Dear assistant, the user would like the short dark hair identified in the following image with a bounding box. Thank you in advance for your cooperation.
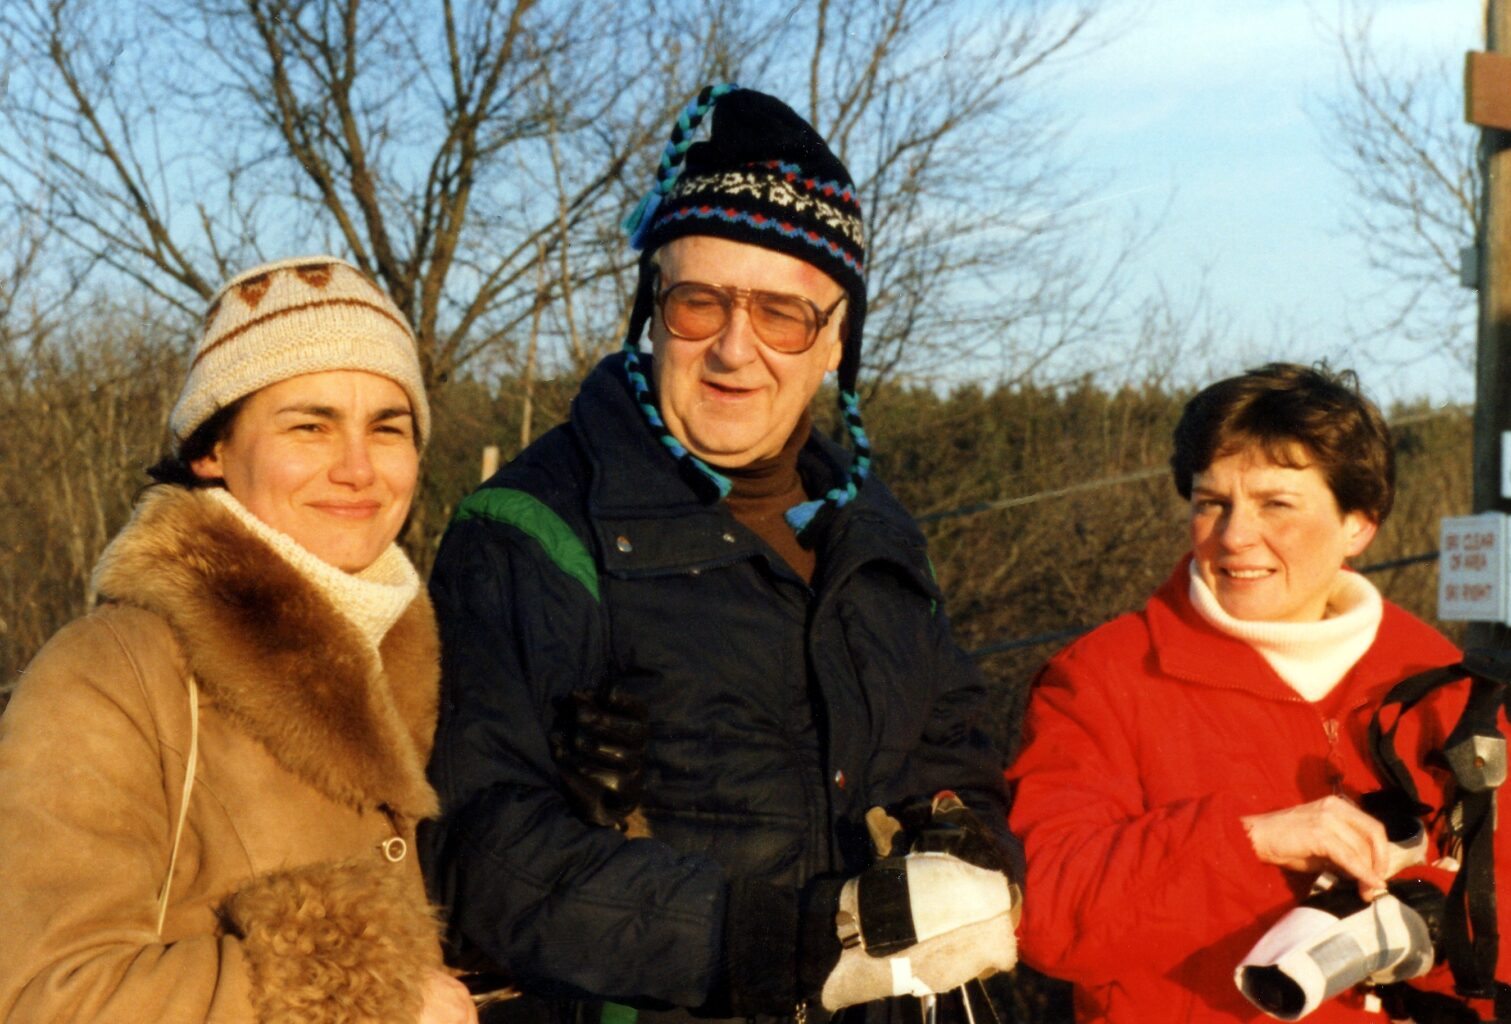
[1170,362,1394,523]
[144,397,247,489]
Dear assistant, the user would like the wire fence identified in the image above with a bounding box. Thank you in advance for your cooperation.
[918,407,1467,528]
[917,467,1169,526]
[967,550,1442,660]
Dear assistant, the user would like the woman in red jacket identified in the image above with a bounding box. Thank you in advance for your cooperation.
[1008,363,1492,1022]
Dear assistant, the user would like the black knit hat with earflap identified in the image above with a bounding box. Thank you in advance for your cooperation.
[620,84,870,541]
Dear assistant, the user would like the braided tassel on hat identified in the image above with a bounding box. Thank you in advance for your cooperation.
[619,258,732,500]
[619,82,739,501]
[785,385,871,533]
[623,84,738,252]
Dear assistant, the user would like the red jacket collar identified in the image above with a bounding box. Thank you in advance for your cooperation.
[1145,556,1297,701]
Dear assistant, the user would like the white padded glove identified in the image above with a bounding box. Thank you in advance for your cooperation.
[820,851,1019,1011]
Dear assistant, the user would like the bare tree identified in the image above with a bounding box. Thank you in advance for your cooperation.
[0,0,1131,595]
[743,0,1115,390]
[0,0,714,386]
[2,0,1116,391]
[1316,1,1480,366]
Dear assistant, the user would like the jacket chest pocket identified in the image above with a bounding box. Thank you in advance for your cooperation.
[606,569,806,695]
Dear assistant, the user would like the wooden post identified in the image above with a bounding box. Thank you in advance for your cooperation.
[1467,51,1511,131]
[1468,0,1511,647]
[521,240,545,454]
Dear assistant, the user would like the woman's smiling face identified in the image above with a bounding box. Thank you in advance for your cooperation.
[191,370,418,572]
[1189,444,1377,622]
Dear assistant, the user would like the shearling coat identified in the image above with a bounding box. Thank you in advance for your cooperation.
[0,486,445,1023]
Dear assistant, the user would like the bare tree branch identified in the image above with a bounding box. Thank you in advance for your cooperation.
[1316,0,1479,365]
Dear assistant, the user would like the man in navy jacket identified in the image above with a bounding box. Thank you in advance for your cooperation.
[424,85,1020,1024]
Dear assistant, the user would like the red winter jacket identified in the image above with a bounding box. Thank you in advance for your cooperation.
[1007,558,1495,1023]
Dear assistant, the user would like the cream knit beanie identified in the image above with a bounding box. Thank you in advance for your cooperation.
[170,255,430,446]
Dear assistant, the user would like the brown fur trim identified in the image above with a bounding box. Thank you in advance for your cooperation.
[92,487,438,817]
[223,858,441,1024]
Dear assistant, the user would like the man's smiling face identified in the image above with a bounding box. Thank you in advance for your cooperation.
[649,235,845,468]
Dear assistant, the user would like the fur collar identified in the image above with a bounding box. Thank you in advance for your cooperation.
[92,486,439,820]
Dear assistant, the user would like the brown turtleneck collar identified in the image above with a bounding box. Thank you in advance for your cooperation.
[722,410,816,583]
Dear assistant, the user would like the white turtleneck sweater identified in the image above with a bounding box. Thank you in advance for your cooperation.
[207,487,420,651]
[1187,560,1383,702]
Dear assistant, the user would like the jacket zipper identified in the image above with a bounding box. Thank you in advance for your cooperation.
[1323,689,1377,797]
[1322,717,1342,794]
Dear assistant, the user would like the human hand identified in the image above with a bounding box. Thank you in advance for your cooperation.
[900,791,1022,881]
[1242,795,1391,898]
[821,912,1015,1010]
[417,970,479,1024]
[821,852,1017,1010]
[549,688,648,829]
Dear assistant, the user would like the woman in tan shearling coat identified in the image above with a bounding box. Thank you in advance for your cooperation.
[0,256,477,1024]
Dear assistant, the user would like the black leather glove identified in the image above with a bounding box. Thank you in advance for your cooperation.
[900,791,1022,880]
[548,688,648,828]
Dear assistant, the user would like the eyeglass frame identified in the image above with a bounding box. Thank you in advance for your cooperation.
[652,276,847,354]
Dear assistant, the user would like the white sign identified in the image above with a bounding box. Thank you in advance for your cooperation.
[1439,513,1510,623]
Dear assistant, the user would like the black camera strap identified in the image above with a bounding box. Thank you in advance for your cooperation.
[1370,658,1509,1003]
[1443,672,1508,999]
[1370,665,1467,808]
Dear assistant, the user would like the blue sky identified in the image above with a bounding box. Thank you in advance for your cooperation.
[1049,0,1480,404]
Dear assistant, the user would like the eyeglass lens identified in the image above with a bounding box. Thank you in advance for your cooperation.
[662,283,820,352]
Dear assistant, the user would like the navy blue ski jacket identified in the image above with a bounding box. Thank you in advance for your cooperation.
[423,353,1014,1021]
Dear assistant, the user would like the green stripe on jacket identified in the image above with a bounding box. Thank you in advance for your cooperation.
[453,488,601,603]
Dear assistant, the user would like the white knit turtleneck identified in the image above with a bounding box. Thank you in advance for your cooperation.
[207,487,420,651]
[1187,560,1383,702]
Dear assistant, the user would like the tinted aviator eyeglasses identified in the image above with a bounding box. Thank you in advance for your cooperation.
[655,280,846,354]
